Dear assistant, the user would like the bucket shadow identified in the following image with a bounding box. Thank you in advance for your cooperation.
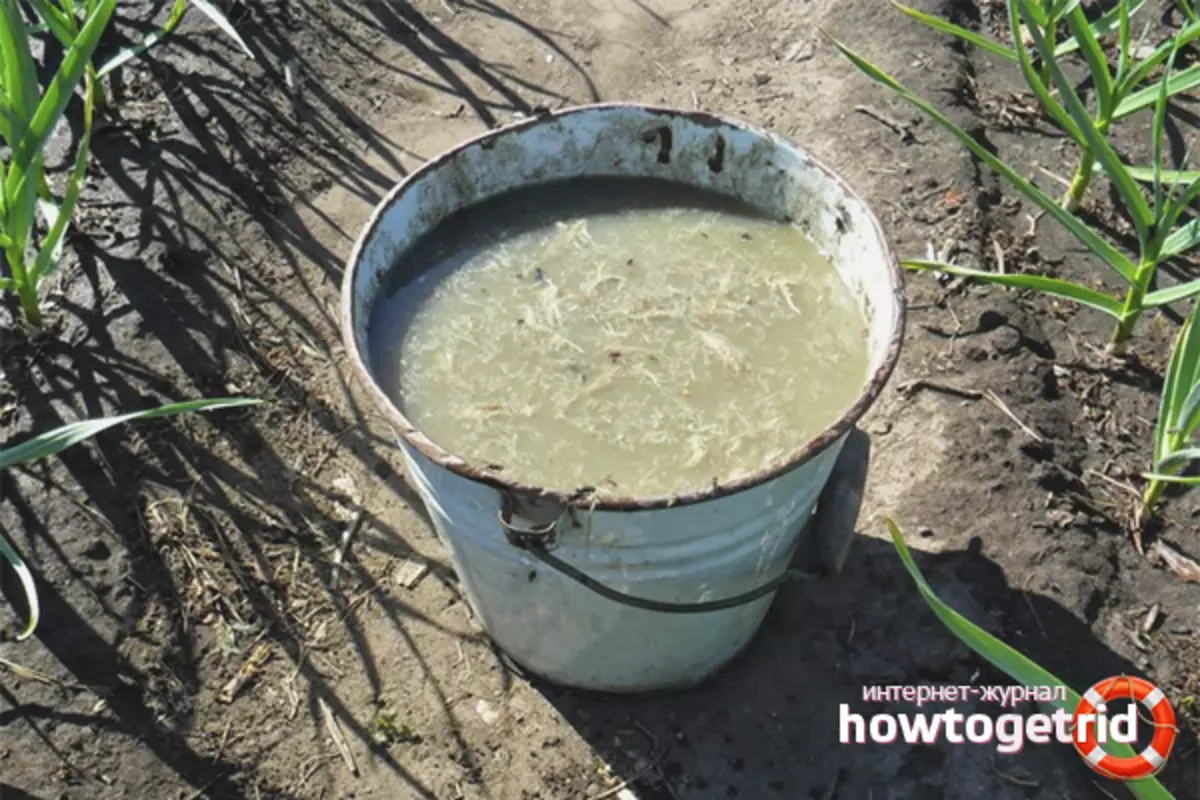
[0,782,47,800]
[517,536,1200,800]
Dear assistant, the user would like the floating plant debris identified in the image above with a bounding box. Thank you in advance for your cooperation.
[369,177,869,497]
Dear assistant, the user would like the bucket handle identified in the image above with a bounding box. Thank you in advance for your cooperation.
[498,428,871,615]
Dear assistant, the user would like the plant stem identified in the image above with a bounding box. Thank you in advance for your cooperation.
[5,246,40,328]
[1061,148,1095,212]
[1035,16,1056,90]
[1143,478,1166,515]
[1109,258,1157,351]
[1145,408,1188,517]
[16,278,41,328]
[87,64,107,112]
[1109,313,1141,352]
[1060,114,1112,212]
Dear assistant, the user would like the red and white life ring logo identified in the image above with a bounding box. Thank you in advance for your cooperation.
[1073,676,1178,781]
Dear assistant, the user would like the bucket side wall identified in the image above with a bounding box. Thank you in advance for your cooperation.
[401,434,845,692]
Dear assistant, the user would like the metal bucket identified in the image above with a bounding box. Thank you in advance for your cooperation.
[342,103,904,693]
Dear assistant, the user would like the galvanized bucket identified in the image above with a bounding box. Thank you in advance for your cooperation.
[342,103,904,693]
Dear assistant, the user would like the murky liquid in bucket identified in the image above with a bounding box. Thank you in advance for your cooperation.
[370,177,870,497]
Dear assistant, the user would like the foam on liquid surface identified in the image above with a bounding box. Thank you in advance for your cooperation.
[369,178,870,497]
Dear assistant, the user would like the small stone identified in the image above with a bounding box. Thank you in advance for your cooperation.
[332,475,361,505]
[475,699,501,726]
[753,72,771,86]
[989,326,1022,355]
[394,558,430,589]
[784,40,814,62]
[331,474,361,521]
[1046,508,1074,528]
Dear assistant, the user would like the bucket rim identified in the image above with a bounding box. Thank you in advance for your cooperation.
[341,101,906,511]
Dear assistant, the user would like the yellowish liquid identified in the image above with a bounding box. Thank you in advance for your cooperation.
[370,178,869,497]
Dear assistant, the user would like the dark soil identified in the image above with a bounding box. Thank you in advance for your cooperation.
[1,0,1198,798]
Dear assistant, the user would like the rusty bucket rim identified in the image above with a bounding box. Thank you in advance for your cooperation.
[341,101,906,512]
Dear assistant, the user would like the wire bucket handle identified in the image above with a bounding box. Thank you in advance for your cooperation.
[498,429,871,615]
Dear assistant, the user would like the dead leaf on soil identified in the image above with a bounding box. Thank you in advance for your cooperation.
[319,697,359,776]
[1149,541,1200,584]
[217,642,272,704]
